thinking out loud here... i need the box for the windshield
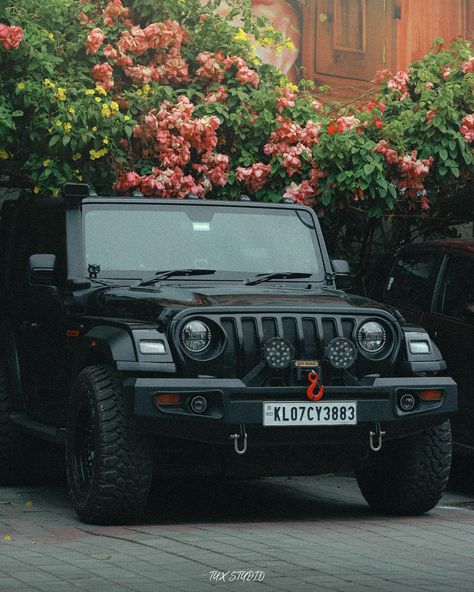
[83,203,325,281]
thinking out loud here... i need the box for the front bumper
[127,376,457,431]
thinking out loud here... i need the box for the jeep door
[381,248,443,325]
[419,252,474,451]
[10,202,68,425]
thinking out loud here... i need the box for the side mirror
[331,259,352,291]
[463,303,474,324]
[28,254,57,287]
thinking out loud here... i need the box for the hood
[88,282,393,329]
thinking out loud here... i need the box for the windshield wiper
[137,269,216,287]
[244,272,312,286]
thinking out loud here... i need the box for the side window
[439,256,474,320]
[383,251,440,311]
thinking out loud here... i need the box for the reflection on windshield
[84,205,323,279]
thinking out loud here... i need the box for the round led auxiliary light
[262,337,293,370]
[326,337,357,369]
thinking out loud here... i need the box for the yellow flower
[34,186,40,194]
[142,84,151,95]
[85,89,95,96]
[43,160,51,167]
[123,115,130,122]
[0,149,10,160]
[54,88,67,101]
[89,148,108,160]
[95,96,102,103]
[72,153,82,161]
[64,123,72,133]
[17,82,25,90]
[48,127,53,133]
[101,104,111,118]
[92,126,98,133]
[136,89,143,96]
[52,189,59,197]
[102,137,109,145]
[287,82,298,92]
[234,28,248,43]
[68,106,76,114]
[95,86,107,96]
[48,32,55,41]
[43,78,55,88]
[110,101,119,112]
[55,120,62,127]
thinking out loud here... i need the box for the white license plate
[263,402,357,427]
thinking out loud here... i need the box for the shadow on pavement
[144,475,371,525]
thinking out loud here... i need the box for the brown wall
[397,0,471,70]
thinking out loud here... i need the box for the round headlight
[181,320,211,353]
[357,321,386,353]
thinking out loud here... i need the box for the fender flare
[72,325,138,377]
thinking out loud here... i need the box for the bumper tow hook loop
[369,422,386,452]
[306,370,324,401]
[230,424,248,455]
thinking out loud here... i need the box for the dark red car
[380,240,474,454]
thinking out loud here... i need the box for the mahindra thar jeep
[0,184,456,524]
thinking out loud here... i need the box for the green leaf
[439,147,448,161]
[363,163,375,176]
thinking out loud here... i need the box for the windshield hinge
[324,272,335,285]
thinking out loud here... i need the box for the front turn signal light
[420,390,443,401]
[154,394,182,406]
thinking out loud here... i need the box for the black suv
[0,184,457,524]
[378,240,474,455]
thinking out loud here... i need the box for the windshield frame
[79,199,331,283]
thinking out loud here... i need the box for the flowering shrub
[0,0,472,222]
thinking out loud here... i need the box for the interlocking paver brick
[0,474,473,592]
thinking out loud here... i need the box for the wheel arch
[72,324,137,379]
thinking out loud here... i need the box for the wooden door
[301,0,395,94]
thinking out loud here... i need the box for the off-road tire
[356,420,452,515]
[66,365,153,525]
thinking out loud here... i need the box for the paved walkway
[0,471,473,592]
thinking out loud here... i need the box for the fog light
[326,338,357,369]
[398,392,418,412]
[262,337,293,369]
[190,395,208,414]
[154,393,182,406]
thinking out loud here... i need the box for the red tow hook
[306,370,325,401]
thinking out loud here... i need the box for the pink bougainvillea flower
[0,24,24,49]
[276,86,297,113]
[85,28,105,55]
[236,163,271,193]
[91,62,114,90]
[460,114,474,143]
[461,56,474,74]
[103,0,132,28]
[115,171,142,193]
[387,70,410,99]
[374,140,434,201]
[426,109,437,124]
